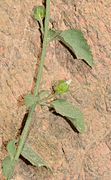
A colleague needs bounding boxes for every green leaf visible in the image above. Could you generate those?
[51,99,86,133]
[7,140,16,160]
[33,6,45,21]
[21,144,51,170]
[47,29,61,42]
[24,93,38,108]
[58,29,93,67]
[2,140,17,179]
[2,156,15,179]
[2,156,11,178]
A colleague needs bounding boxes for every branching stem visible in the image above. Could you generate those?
[8,0,50,179]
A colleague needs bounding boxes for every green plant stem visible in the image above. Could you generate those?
[14,0,50,160]
[39,20,44,35]
[14,104,36,161]
[9,0,50,179]
[34,0,50,96]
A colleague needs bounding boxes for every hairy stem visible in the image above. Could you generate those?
[34,1,50,96]
[39,20,44,36]
[14,104,36,161]
[8,0,50,179]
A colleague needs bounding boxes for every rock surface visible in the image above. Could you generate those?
[0,0,111,179]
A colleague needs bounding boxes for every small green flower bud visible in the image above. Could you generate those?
[54,80,71,94]
[33,6,45,21]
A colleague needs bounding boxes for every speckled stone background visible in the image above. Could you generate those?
[0,0,111,179]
